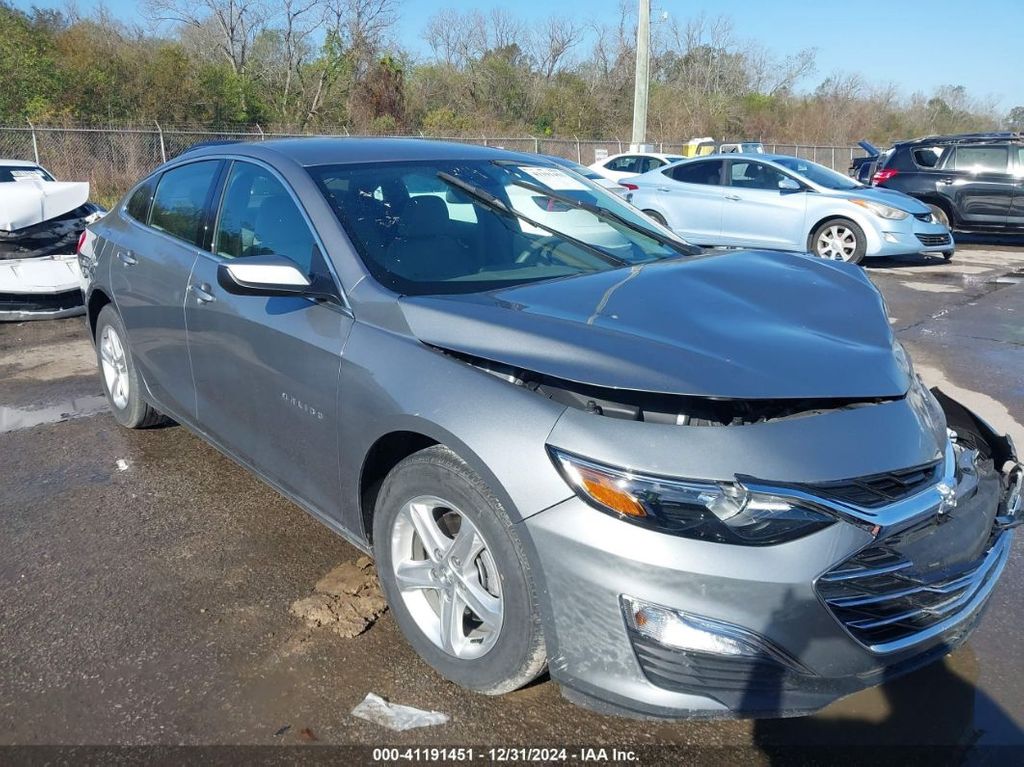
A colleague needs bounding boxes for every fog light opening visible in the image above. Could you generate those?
[882,232,899,243]
[621,596,807,672]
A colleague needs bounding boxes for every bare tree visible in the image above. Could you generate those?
[276,0,321,113]
[488,8,525,51]
[145,0,269,74]
[304,0,401,124]
[424,8,487,68]
[531,15,584,79]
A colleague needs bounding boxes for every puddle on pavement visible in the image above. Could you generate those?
[0,395,108,433]
[290,557,387,638]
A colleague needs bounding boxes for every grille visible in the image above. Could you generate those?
[803,461,941,509]
[817,533,1008,650]
[916,232,952,246]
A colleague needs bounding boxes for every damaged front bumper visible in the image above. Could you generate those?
[0,253,85,321]
[0,206,101,321]
[522,387,1020,719]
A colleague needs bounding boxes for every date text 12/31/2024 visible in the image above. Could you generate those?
[371,747,640,762]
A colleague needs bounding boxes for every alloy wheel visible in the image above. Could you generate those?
[390,495,504,659]
[815,225,858,261]
[99,325,130,410]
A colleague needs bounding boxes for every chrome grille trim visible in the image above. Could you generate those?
[820,561,912,583]
[817,532,1011,654]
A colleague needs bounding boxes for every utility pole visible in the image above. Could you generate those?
[630,0,651,150]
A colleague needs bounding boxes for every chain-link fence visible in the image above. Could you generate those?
[0,124,866,207]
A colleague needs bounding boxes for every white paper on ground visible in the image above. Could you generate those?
[350,693,449,731]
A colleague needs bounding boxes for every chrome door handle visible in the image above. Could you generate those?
[117,250,137,266]
[724,194,741,201]
[191,283,215,304]
[939,178,955,185]
[657,186,671,192]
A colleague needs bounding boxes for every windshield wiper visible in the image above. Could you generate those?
[508,178,698,256]
[436,172,629,267]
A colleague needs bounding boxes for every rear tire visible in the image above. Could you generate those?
[94,305,166,429]
[809,218,866,264]
[642,209,668,226]
[373,445,547,695]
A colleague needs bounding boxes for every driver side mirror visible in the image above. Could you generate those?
[217,254,313,297]
[778,177,802,193]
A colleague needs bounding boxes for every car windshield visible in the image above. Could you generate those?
[0,165,54,182]
[545,156,606,181]
[309,159,696,295]
[772,158,861,190]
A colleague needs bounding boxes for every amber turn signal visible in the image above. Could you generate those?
[576,465,647,518]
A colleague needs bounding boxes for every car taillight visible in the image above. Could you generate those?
[620,182,639,191]
[76,231,87,254]
[872,168,899,185]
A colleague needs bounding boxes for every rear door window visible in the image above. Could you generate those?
[668,160,723,185]
[149,161,221,246]
[952,146,1010,173]
[728,160,788,190]
[606,156,641,173]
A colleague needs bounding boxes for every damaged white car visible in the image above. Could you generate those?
[0,160,104,321]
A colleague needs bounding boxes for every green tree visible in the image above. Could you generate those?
[0,4,63,120]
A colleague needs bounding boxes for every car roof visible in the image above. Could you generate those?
[601,151,681,160]
[179,137,537,167]
[671,153,794,163]
[894,131,1023,147]
[0,158,44,167]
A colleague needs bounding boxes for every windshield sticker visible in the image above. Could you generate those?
[518,166,589,191]
[11,170,46,181]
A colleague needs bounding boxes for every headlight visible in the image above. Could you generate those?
[548,448,835,546]
[892,339,913,377]
[851,198,909,220]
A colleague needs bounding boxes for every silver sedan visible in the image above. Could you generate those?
[625,154,955,263]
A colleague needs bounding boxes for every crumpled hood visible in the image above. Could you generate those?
[826,186,931,214]
[400,250,910,400]
[0,180,90,232]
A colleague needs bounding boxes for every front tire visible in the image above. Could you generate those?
[373,445,547,695]
[810,218,866,264]
[94,305,165,429]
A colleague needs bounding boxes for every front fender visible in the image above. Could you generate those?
[338,322,573,534]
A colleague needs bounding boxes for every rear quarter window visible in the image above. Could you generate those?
[125,179,155,223]
[911,146,944,168]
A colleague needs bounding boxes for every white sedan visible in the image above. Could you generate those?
[624,154,955,264]
[0,160,103,320]
[588,151,684,182]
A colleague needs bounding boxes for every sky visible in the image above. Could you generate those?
[15,0,1023,110]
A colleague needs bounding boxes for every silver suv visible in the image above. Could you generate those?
[80,139,1021,718]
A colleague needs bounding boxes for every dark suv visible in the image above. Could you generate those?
[872,132,1024,232]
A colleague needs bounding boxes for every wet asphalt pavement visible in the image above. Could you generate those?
[2,241,1024,758]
